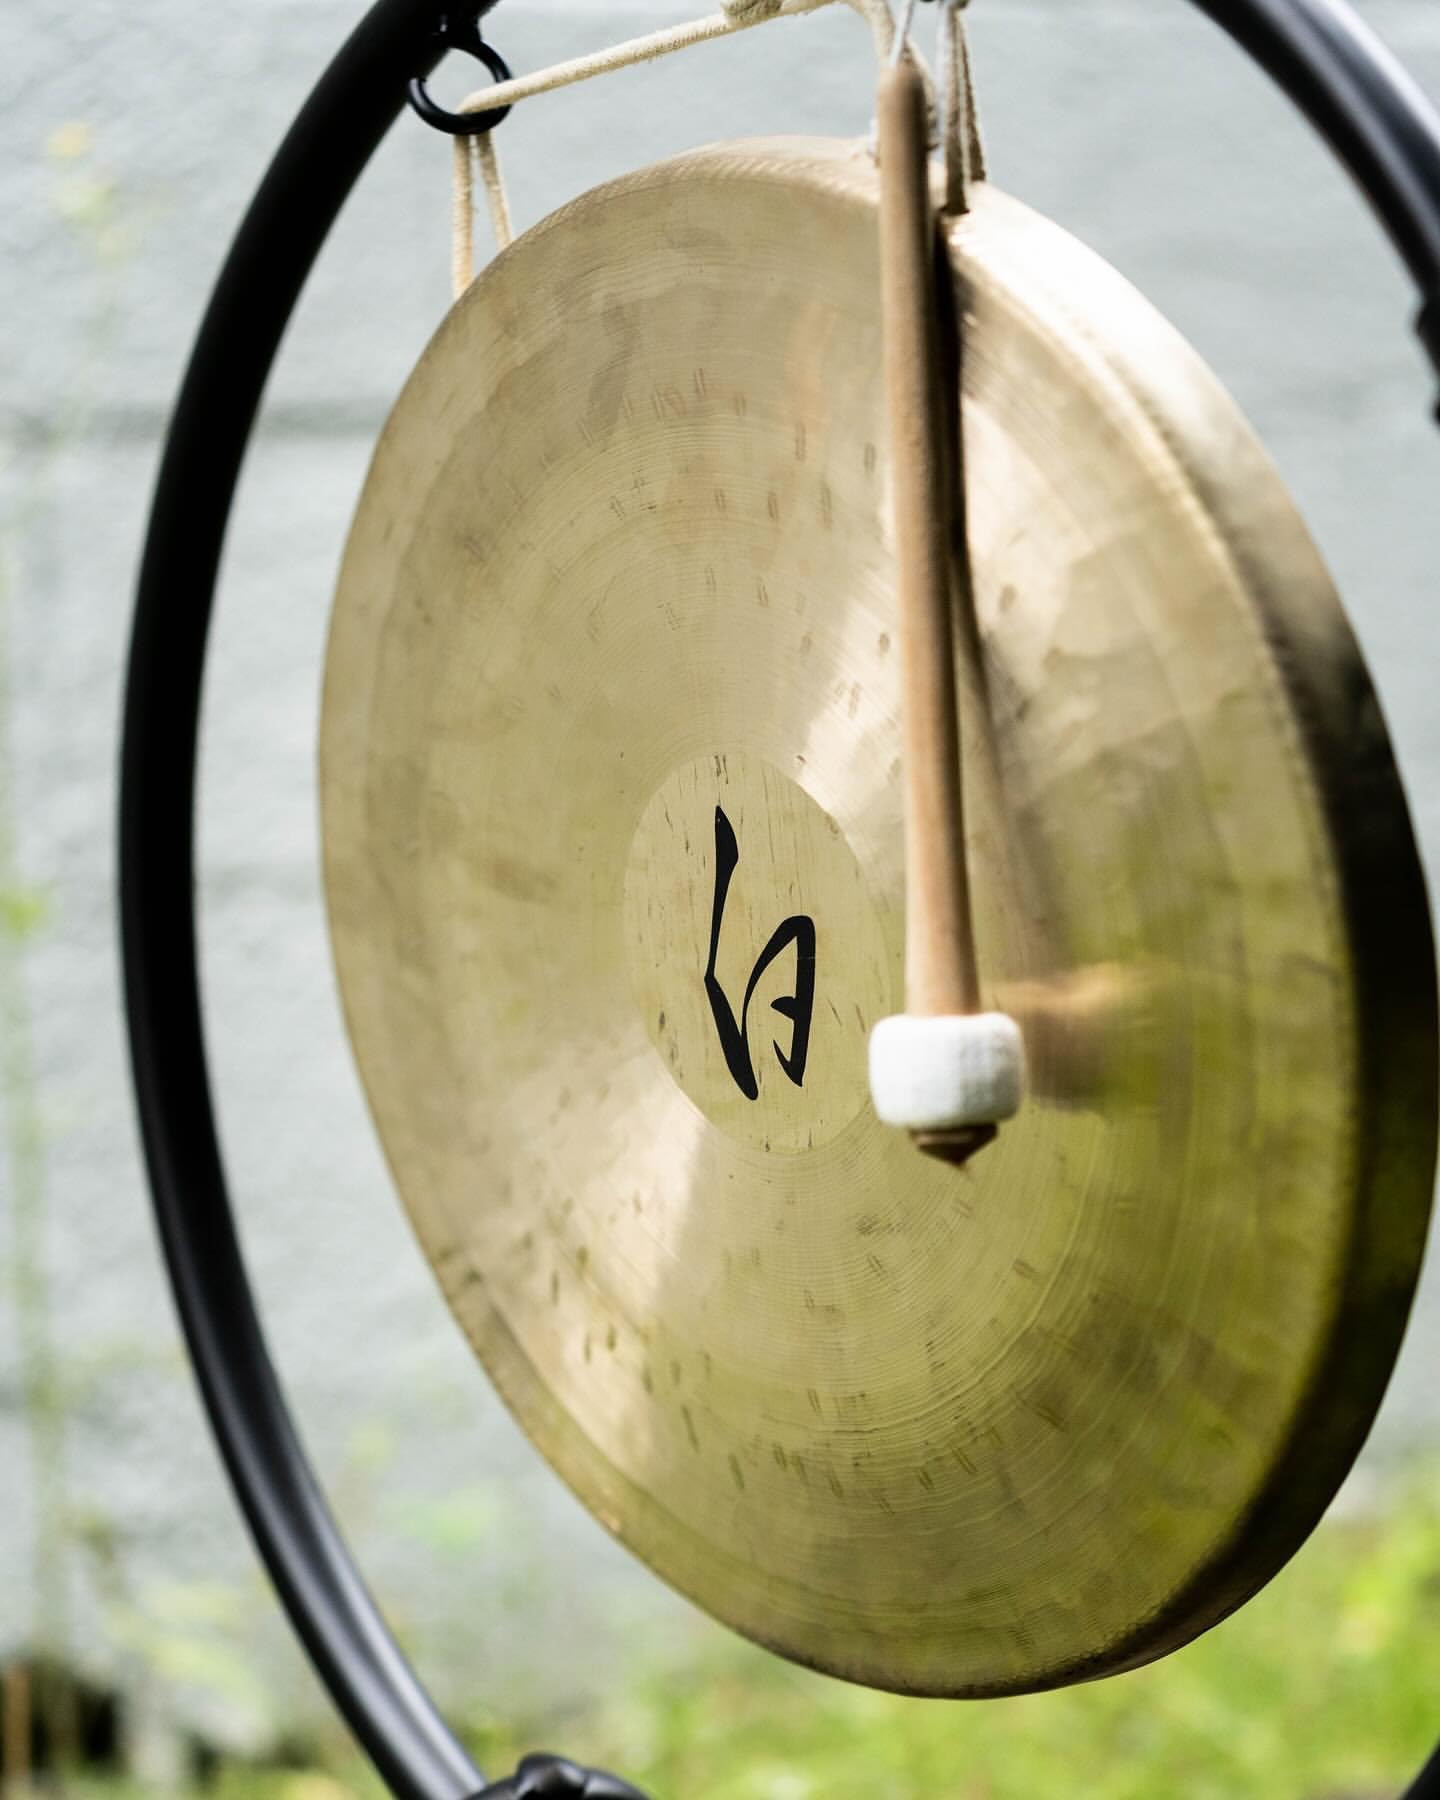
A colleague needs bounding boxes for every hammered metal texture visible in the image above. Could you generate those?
[320,141,1436,1695]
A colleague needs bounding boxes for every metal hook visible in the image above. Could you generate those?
[408,11,513,136]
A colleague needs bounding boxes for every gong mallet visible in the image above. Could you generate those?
[867,56,1025,1166]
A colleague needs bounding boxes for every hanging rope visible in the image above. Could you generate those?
[445,0,985,290]
[939,0,987,214]
[450,136,475,299]
[451,130,513,298]
[890,0,921,63]
[455,0,898,122]
[447,0,901,291]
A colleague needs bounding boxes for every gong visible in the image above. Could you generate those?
[319,138,1436,1697]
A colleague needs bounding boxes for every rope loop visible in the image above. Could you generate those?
[441,0,992,290]
[451,130,513,298]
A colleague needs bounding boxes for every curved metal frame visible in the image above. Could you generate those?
[118,2,1440,1796]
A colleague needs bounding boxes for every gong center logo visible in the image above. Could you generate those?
[704,803,816,1101]
[623,753,892,1153]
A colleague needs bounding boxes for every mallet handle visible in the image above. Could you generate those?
[878,58,980,1020]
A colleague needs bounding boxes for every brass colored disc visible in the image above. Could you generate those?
[321,140,1437,1695]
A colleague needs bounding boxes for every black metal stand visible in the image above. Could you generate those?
[118,3,1440,1796]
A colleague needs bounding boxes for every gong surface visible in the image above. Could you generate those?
[320,140,1437,1694]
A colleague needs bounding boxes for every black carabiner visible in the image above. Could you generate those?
[408,10,513,136]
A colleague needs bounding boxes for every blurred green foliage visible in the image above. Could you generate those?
[556,1467,1440,1800]
[32,1465,1440,1800]
[0,119,144,1781]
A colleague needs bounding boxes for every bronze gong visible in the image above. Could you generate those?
[319,139,1437,1695]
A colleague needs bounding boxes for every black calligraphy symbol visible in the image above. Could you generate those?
[703,805,817,1101]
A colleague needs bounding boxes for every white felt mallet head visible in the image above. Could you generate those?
[869,1011,1026,1136]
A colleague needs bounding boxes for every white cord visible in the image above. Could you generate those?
[454,0,897,120]
[448,0,904,293]
[890,0,920,67]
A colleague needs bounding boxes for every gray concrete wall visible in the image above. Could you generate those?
[4,0,1440,1753]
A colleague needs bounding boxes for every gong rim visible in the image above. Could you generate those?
[319,138,1438,1697]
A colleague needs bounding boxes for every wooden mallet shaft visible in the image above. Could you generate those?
[878,58,981,1024]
